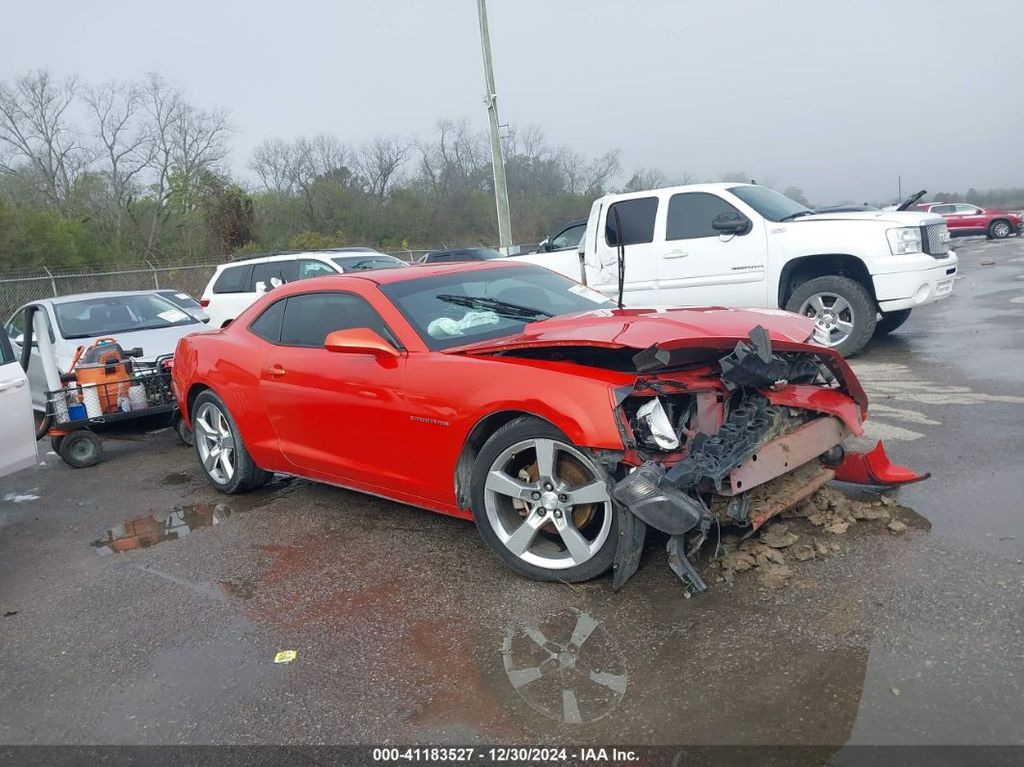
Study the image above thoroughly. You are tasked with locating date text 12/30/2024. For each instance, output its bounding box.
[372,747,639,762]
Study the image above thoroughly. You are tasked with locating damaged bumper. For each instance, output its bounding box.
[609,325,928,593]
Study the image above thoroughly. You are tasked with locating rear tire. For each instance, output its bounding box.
[470,416,618,583]
[786,275,876,357]
[59,430,103,468]
[191,391,272,494]
[988,220,1011,239]
[873,309,912,337]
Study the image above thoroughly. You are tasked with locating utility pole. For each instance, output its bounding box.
[476,0,512,252]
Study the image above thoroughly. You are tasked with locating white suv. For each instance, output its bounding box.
[201,248,407,327]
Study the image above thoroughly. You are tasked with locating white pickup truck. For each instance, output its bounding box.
[511,183,958,356]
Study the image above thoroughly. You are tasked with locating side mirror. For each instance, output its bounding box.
[324,328,400,358]
[538,238,551,252]
[712,212,752,236]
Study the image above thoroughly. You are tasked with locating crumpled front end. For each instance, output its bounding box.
[610,326,928,593]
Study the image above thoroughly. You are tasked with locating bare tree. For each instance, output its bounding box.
[139,73,231,257]
[355,136,412,200]
[622,166,665,193]
[0,70,90,207]
[251,137,298,194]
[83,80,152,245]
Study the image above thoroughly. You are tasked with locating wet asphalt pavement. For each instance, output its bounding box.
[1,237,1023,752]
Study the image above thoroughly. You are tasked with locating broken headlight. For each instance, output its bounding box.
[632,397,680,451]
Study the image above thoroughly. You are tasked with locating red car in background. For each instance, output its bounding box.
[171,261,926,591]
[915,202,1021,239]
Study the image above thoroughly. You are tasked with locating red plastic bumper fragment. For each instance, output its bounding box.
[832,441,930,486]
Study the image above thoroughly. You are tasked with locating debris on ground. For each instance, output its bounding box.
[273,650,297,664]
[705,483,922,590]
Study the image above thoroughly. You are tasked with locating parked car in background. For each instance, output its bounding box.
[914,202,1022,239]
[510,183,958,357]
[534,218,587,253]
[201,249,406,328]
[172,260,926,589]
[5,291,203,410]
[0,326,36,479]
[154,289,209,323]
[420,247,504,264]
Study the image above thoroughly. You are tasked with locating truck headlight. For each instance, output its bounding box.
[633,398,680,451]
[886,227,923,255]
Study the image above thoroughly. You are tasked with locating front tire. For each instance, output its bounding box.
[191,391,271,494]
[988,220,1011,239]
[59,430,103,468]
[873,308,912,337]
[786,275,876,357]
[470,417,618,583]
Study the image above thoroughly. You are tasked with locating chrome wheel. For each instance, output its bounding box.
[991,221,1010,239]
[194,402,236,484]
[483,438,612,570]
[798,292,855,348]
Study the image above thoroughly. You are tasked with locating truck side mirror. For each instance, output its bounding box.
[712,212,752,236]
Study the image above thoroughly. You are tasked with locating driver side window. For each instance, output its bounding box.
[277,292,397,348]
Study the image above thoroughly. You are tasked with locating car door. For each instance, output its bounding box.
[953,204,986,234]
[586,195,662,304]
[0,329,37,478]
[252,291,408,488]
[929,204,960,233]
[655,191,769,307]
[7,305,53,410]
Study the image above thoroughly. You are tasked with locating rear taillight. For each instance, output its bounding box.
[200,299,210,307]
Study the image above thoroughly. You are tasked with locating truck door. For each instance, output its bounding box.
[655,191,769,308]
[586,195,663,305]
[0,330,37,479]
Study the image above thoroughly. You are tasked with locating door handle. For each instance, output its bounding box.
[663,250,689,259]
[0,378,26,392]
[263,365,287,377]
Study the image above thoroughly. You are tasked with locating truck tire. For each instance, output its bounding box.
[988,220,1011,239]
[873,309,912,337]
[785,275,876,357]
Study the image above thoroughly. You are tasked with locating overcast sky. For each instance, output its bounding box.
[2,0,1021,203]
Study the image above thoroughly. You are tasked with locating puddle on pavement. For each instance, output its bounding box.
[161,471,193,486]
[91,502,232,555]
[501,607,627,724]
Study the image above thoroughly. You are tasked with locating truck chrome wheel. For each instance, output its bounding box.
[194,401,236,484]
[798,292,855,348]
[483,438,612,570]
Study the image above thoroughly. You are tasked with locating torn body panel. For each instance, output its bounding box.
[603,326,927,591]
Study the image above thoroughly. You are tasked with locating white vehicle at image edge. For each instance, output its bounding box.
[510,183,958,356]
[0,328,36,479]
[201,247,407,328]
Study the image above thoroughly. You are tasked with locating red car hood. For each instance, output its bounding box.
[444,306,816,355]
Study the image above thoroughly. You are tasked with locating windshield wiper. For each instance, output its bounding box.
[779,210,815,222]
[436,294,553,320]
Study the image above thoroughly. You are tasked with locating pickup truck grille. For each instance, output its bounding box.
[922,222,950,257]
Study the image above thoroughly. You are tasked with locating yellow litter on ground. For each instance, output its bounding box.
[274,650,297,664]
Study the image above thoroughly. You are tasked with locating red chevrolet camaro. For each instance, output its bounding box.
[172,261,926,590]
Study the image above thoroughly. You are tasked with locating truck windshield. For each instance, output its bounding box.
[729,185,811,222]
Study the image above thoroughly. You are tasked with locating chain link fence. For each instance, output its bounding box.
[0,247,510,320]
[0,262,219,320]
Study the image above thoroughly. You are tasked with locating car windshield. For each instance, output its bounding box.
[54,294,199,339]
[159,291,202,309]
[380,265,613,350]
[729,185,811,222]
[331,255,406,271]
